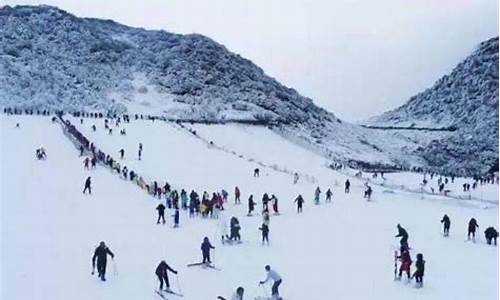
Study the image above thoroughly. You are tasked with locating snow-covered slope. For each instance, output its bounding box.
[366,37,499,175]
[0,5,497,176]
[1,115,498,300]
[0,5,416,168]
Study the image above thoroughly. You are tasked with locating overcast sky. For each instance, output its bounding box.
[3,0,498,121]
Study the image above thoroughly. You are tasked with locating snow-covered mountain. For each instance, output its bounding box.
[366,37,499,175]
[0,5,497,175]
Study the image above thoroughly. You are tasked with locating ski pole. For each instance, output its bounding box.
[260,283,269,297]
[176,273,183,294]
[112,259,118,276]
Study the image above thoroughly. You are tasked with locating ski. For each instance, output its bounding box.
[164,289,184,297]
[186,262,205,267]
[186,262,221,270]
[155,290,169,300]
[204,264,222,271]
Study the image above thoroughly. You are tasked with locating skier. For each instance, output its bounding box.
[270,194,279,214]
[229,217,241,241]
[397,248,412,281]
[395,224,409,250]
[294,194,304,213]
[345,179,350,193]
[218,212,229,243]
[441,214,451,237]
[259,223,270,245]
[325,188,332,203]
[247,195,256,216]
[91,241,115,281]
[201,237,215,264]
[79,145,84,156]
[235,186,241,204]
[221,189,229,202]
[467,218,479,241]
[83,176,92,194]
[84,157,90,169]
[119,149,125,159]
[231,287,245,300]
[364,184,372,200]
[155,260,178,292]
[411,253,425,288]
[293,172,299,184]
[259,265,282,299]
[173,208,179,228]
[156,203,166,224]
[254,168,260,177]
[181,189,188,209]
[262,209,270,226]
[138,143,143,160]
[484,227,498,245]
[314,187,321,205]
[262,193,270,210]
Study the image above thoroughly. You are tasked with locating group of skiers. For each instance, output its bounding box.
[48,114,498,298]
[394,224,425,288]
[439,215,498,245]
[90,236,283,299]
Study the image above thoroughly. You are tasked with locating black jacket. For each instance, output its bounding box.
[92,245,114,267]
[155,261,177,277]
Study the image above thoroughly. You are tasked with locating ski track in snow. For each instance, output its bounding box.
[1,115,498,300]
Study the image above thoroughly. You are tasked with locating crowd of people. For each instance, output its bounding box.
[25,112,498,299]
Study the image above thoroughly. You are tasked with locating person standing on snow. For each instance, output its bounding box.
[293,172,299,184]
[119,148,125,159]
[92,241,115,281]
[441,214,451,237]
[83,176,92,194]
[484,227,498,245]
[247,195,256,216]
[155,260,178,292]
[467,218,479,241]
[84,157,90,170]
[259,223,270,245]
[397,248,412,281]
[325,188,332,203]
[262,193,270,211]
[412,253,425,288]
[218,212,229,243]
[270,194,279,215]
[156,203,166,224]
[231,287,245,300]
[173,208,180,228]
[235,186,241,204]
[395,224,409,250]
[138,143,143,160]
[314,187,321,205]
[344,179,351,193]
[201,237,215,264]
[262,209,270,226]
[259,265,282,299]
[229,217,241,241]
[294,194,304,213]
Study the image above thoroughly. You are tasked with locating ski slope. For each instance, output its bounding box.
[1,115,498,300]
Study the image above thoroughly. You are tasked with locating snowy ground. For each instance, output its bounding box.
[1,115,498,300]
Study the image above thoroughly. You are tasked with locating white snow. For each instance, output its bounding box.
[1,115,498,300]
